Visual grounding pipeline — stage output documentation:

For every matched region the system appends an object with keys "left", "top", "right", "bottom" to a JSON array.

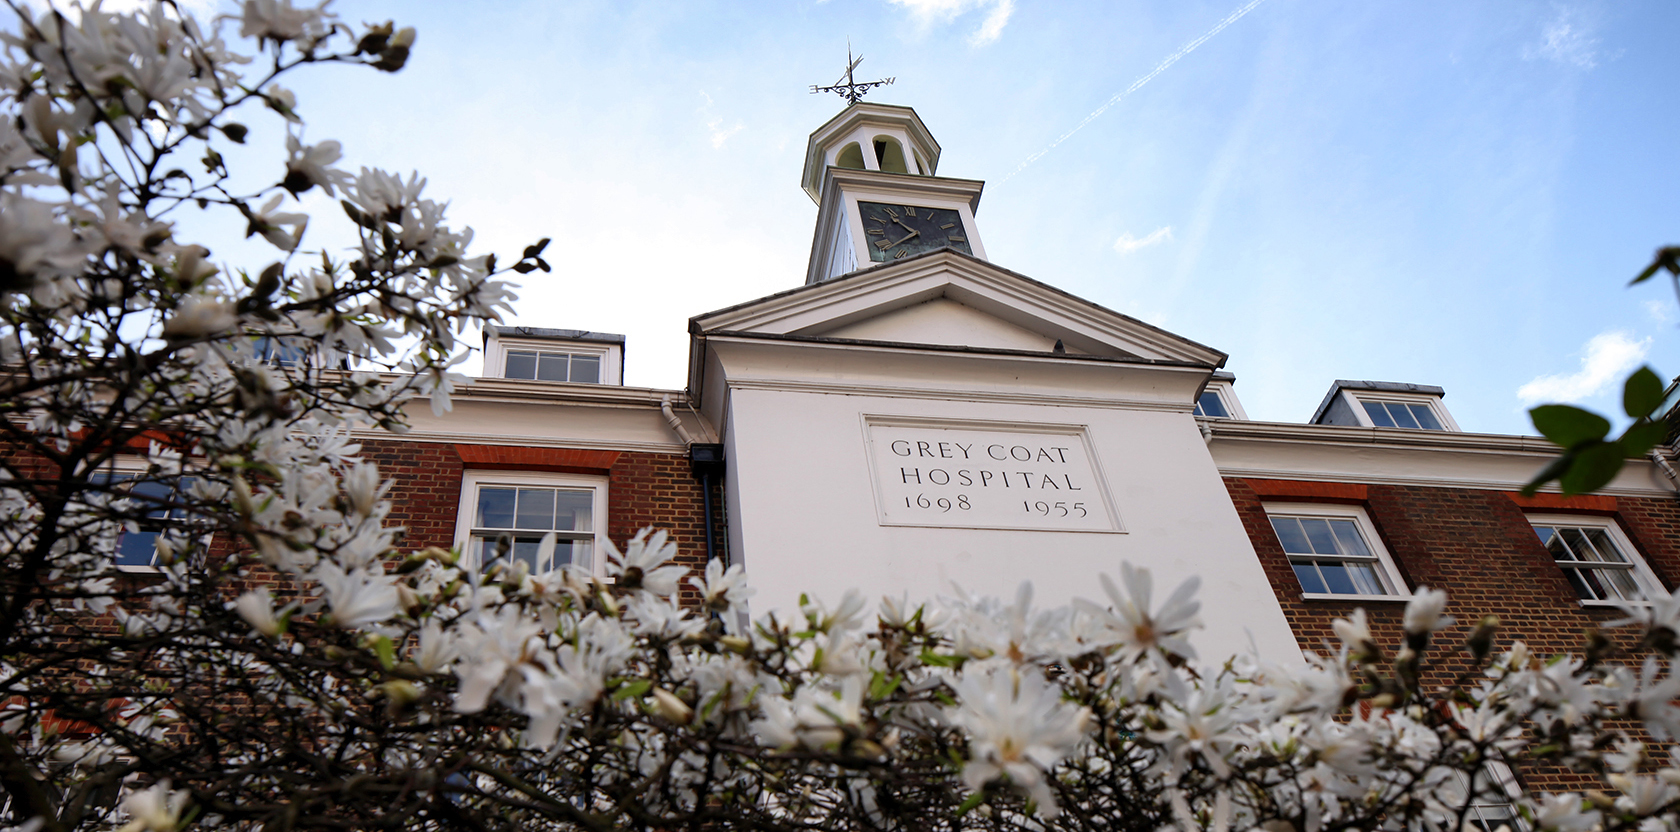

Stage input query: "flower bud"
[{"left": 651, "top": 688, "right": 692, "bottom": 724}]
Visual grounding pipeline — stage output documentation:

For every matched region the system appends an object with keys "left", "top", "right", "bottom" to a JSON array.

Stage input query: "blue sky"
[{"left": 52, "top": 0, "right": 1680, "bottom": 434}]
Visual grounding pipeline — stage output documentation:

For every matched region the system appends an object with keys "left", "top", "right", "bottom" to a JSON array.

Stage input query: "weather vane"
[{"left": 810, "top": 43, "right": 894, "bottom": 105}]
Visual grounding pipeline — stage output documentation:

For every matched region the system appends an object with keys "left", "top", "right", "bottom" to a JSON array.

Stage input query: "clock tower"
[{"left": 802, "top": 103, "right": 989, "bottom": 284}]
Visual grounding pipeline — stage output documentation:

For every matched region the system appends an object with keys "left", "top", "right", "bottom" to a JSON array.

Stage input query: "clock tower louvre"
[{"left": 802, "top": 103, "right": 988, "bottom": 285}]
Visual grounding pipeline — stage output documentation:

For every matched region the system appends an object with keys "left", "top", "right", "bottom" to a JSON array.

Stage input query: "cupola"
[
  {"left": 800, "top": 103, "right": 942, "bottom": 203},
  {"left": 802, "top": 103, "right": 987, "bottom": 285}
]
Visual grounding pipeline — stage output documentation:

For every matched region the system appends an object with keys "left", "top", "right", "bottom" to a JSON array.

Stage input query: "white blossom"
[
  {"left": 951, "top": 664, "right": 1088, "bottom": 817},
  {"left": 233, "top": 588, "right": 285, "bottom": 637},
  {"left": 1402, "top": 586, "right": 1454, "bottom": 636},
  {"left": 604, "top": 528, "right": 686, "bottom": 596},
  {"left": 1076, "top": 561, "right": 1201, "bottom": 663},
  {"left": 160, "top": 296, "right": 236, "bottom": 339},
  {"left": 314, "top": 563, "right": 401, "bottom": 629},
  {"left": 117, "top": 780, "right": 188, "bottom": 832},
  {"left": 283, "top": 134, "right": 350, "bottom": 195}
]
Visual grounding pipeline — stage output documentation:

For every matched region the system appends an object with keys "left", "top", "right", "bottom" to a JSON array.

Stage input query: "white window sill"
[
  {"left": 1299, "top": 593, "right": 1414, "bottom": 602},
  {"left": 1581, "top": 598, "right": 1648, "bottom": 608},
  {"left": 115, "top": 565, "right": 162, "bottom": 574}
]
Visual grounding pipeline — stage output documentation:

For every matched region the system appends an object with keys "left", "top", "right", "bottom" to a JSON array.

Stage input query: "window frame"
[
  {"left": 484, "top": 336, "right": 622, "bottom": 385},
  {"left": 90, "top": 458, "right": 198, "bottom": 574},
  {"left": 1263, "top": 502, "right": 1411, "bottom": 601},
  {"left": 1338, "top": 390, "right": 1460, "bottom": 431},
  {"left": 1527, "top": 513, "right": 1663, "bottom": 607},
  {"left": 1441, "top": 760, "right": 1526, "bottom": 832},
  {"left": 1193, "top": 380, "right": 1247, "bottom": 420},
  {"left": 453, "top": 470, "right": 609, "bottom": 576}
]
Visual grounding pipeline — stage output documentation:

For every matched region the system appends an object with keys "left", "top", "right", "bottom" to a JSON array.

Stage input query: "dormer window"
[
  {"left": 1194, "top": 373, "right": 1247, "bottom": 419},
  {"left": 504, "top": 349, "right": 600, "bottom": 384},
  {"left": 1194, "top": 391, "right": 1229, "bottom": 418},
  {"left": 483, "top": 326, "right": 624, "bottom": 386},
  {"left": 1310, "top": 381, "right": 1458, "bottom": 431},
  {"left": 1359, "top": 399, "right": 1443, "bottom": 430}
]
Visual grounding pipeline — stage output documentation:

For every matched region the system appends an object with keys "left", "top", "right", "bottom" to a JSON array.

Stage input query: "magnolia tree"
[{"left": 6, "top": 3, "right": 1680, "bottom": 832}]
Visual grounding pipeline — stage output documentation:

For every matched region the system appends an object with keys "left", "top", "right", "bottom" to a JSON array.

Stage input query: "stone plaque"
[{"left": 863, "top": 417, "right": 1122, "bottom": 532}]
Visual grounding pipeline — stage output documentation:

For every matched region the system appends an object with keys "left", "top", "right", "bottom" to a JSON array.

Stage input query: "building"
[{"left": 363, "top": 101, "right": 1678, "bottom": 691}]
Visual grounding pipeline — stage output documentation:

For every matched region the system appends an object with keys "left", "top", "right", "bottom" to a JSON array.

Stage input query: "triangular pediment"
[{"left": 691, "top": 250, "right": 1224, "bottom": 366}]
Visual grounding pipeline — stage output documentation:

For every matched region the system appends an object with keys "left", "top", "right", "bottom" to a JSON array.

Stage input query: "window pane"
[
  {"left": 1317, "top": 561, "right": 1359, "bottom": 594},
  {"left": 1388, "top": 404, "right": 1421, "bottom": 430},
  {"left": 1561, "top": 566, "right": 1595, "bottom": 600},
  {"left": 1560, "top": 528, "right": 1603, "bottom": 561},
  {"left": 1196, "top": 391, "right": 1228, "bottom": 418},
  {"left": 1347, "top": 562, "right": 1386, "bottom": 594},
  {"left": 115, "top": 531, "right": 159, "bottom": 567},
  {"left": 504, "top": 350, "right": 538, "bottom": 379},
  {"left": 474, "top": 533, "right": 588, "bottom": 572},
  {"left": 554, "top": 489, "right": 592, "bottom": 531},
  {"left": 129, "top": 479, "right": 174, "bottom": 519},
  {"left": 536, "top": 353, "right": 569, "bottom": 382},
  {"left": 1292, "top": 562, "right": 1327, "bottom": 594},
  {"left": 555, "top": 538, "right": 589, "bottom": 569},
  {"left": 1581, "top": 528, "right": 1626, "bottom": 563},
  {"left": 509, "top": 535, "right": 546, "bottom": 571},
  {"left": 570, "top": 355, "right": 601, "bottom": 384},
  {"left": 1408, "top": 404, "right": 1443, "bottom": 430},
  {"left": 1539, "top": 527, "right": 1577, "bottom": 561},
  {"left": 1363, "top": 401, "right": 1396, "bottom": 427},
  {"left": 476, "top": 487, "right": 517, "bottom": 528},
  {"left": 1300, "top": 518, "right": 1339, "bottom": 555},
  {"left": 1328, "top": 520, "right": 1372, "bottom": 558},
  {"left": 1271, "top": 517, "right": 1311, "bottom": 554},
  {"left": 514, "top": 488, "right": 555, "bottom": 530},
  {"left": 1599, "top": 567, "right": 1642, "bottom": 600}
]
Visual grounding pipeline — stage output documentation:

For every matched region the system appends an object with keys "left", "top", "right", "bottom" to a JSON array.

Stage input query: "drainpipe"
[
  {"left": 689, "top": 443, "right": 726, "bottom": 567},
  {"left": 660, "top": 395, "right": 695, "bottom": 445},
  {"left": 1653, "top": 448, "right": 1680, "bottom": 494},
  {"left": 661, "top": 395, "right": 725, "bottom": 567}
]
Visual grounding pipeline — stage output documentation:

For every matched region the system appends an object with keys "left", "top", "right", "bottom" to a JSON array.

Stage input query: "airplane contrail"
[{"left": 998, "top": 0, "right": 1268, "bottom": 184}]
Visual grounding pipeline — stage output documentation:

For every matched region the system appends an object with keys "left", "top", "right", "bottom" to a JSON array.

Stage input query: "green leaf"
[
  {"left": 1559, "top": 442, "right": 1624, "bottom": 496},
  {"left": 918, "top": 649, "right": 963, "bottom": 668},
  {"left": 1631, "top": 247, "right": 1680, "bottom": 285},
  {"left": 1619, "top": 420, "right": 1668, "bottom": 458},
  {"left": 612, "top": 679, "right": 652, "bottom": 701},
  {"left": 1624, "top": 366, "right": 1665, "bottom": 418},
  {"left": 1520, "top": 453, "right": 1573, "bottom": 497},
  {"left": 369, "top": 634, "right": 395, "bottom": 671},
  {"left": 956, "top": 792, "right": 986, "bottom": 817},
  {"left": 1529, "top": 405, "right": 1611, "bottom": 448}
]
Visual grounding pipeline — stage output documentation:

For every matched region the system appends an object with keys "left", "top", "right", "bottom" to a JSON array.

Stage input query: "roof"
[
  {"left": 690, "top": 247, "right": 1226, "bottom": 367},
  {"left": 1310, "top": 379, "right": 1446, "bottom": 424},
  {"left": 483, "top": 326, "right": 625, "bottom": 346}
]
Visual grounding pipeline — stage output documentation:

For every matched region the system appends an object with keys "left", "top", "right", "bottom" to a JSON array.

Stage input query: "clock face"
[{"left": 858, "top": 201, "right": 972, "bottom": 262}]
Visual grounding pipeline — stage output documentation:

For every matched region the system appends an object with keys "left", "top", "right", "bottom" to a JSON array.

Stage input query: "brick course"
[
  {"left": 1227, "top": 476, "right": 1680, "bottom": 790},
  {"left": 364, "top": 439, "right": 717, "bottom": 607}
]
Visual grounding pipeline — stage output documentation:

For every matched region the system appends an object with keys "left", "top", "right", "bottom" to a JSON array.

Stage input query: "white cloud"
[
  {"left": 1525, "top": 4, "right": 1600, "bottom": 69},
  {"left": 698, "top": 91, "right": 743, "bottom": 149},
  {"left": 1113, "top": 226, "right": 1174, "bottom": 255},
  {"left": 1645, "top": 298, "right": 1677, "bottom": 326},
  {"left": 1517, "top": 329, "right": 1650, "bottom": 404},
  {"left": 888, "top": 0, "right": 1016, "bottom": 46},
  {"left": 707, "top": 117, "right": 744, "bottom": 149}
]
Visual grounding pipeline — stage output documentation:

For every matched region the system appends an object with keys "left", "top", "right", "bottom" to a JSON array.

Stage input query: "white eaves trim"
[
  {"left": 692, "top": 250, "right": 1226, "bottom": 367},
  {"left": 1207, "top": 420, "right": 1677, "bottom": 498}
]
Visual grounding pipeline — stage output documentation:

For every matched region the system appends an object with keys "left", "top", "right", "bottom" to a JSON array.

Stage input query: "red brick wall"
[
  {"left": 1226, "top": 477, "right": 1680, "bottom": 790},
  {"left": 365, "top": 440, "right": 716, "bottom": 607}
]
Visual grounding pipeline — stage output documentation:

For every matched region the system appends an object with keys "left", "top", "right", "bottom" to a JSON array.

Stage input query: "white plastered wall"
[{"left": 722, "top": 381, "right": 1302, "bottom": 666}]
